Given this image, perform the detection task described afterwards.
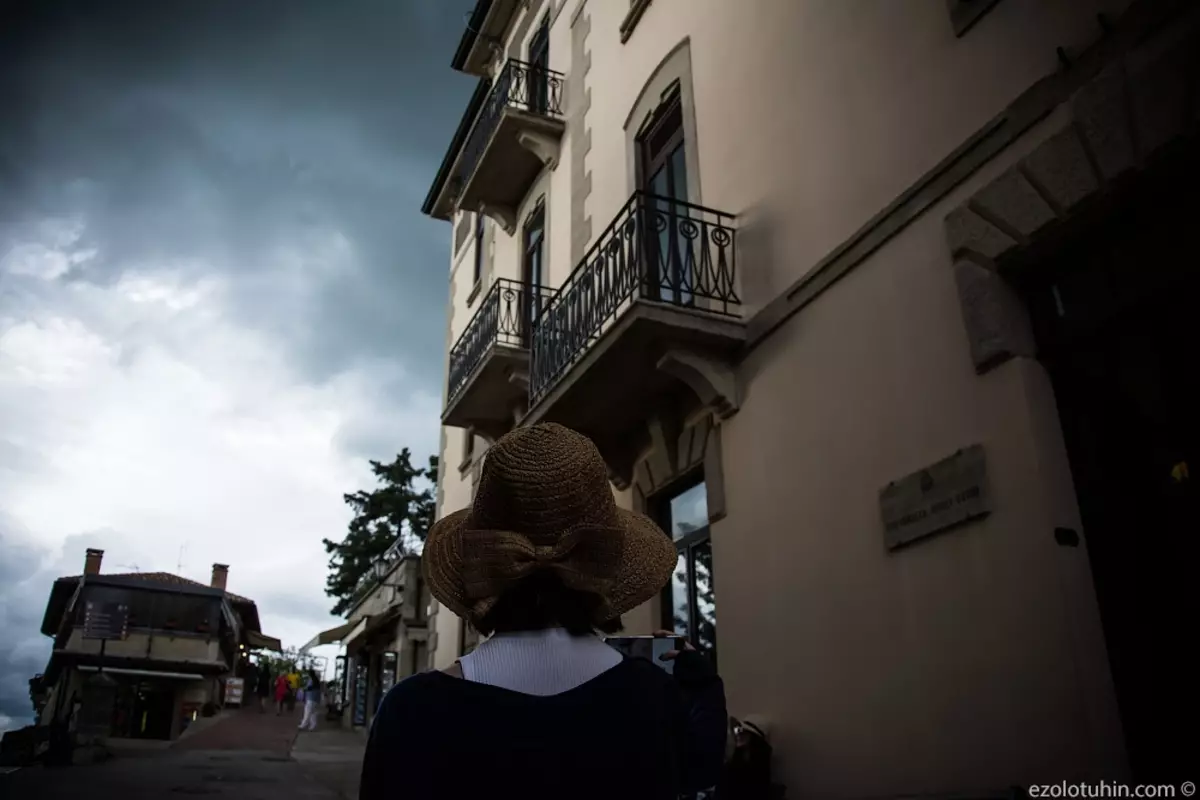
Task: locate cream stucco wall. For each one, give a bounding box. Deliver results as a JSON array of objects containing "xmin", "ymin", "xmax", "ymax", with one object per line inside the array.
[
  {"xmin": 430, "ymin": 0, "xmax": 1141, "ymax": 792},
  {"xmin": 716, "ymin": 106, "xmax": 1125, "ymax": 795},
  {"xmin": 429, "ymin": 425, "xmax": 474, "ymax": 670},
  {"xmin": 581, "ymin": 0, "xmax": 1134, "ymax": 312}
]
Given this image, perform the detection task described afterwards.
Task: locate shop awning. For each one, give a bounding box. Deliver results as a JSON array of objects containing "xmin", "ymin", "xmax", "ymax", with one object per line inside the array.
[
  {"xmin": 344, "ymin": 608, "xmax": 401, "ymax": 649},
  {"xmin": 340, "ymin": 617, "xmax": 371, "ymax": 649},
  {"xmin": 244, "ymin": 630, "xmax": 282, "ymax": 651},
  {"xmin": 301, "ymin": 620, "xmax": 357, "ymax": 653}
]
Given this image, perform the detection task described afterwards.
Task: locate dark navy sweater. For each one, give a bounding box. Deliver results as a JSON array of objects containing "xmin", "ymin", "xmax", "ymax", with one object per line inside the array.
[{"xmin": 360, "ymin": 652, "xmax": 728, "ymax": 799}]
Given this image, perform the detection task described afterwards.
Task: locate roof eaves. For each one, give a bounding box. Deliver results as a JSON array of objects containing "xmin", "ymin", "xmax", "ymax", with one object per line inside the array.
[
  {"xmin": 451, "ymin": 0, "xmax": 494, "ymax": 73},
  {"xmin": 420, "ymin": 77, "xmax": 492, "ymax": 218}
]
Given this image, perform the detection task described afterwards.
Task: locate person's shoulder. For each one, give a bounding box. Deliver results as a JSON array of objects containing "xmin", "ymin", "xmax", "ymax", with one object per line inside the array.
[
  {"xmin": 603, "ymin": 656, "xmax": 683, "ymax": 696},
  {"xmin": 377, "ymin": 672, "xmax": 453, "ymax": 714}
]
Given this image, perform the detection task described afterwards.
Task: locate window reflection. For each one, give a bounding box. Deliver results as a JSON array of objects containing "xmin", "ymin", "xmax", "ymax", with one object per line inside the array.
[
  {"xmin": 661, "ymin": 479, "xmax": 717, "ymax": 663},
  {"xmin": 671, "ymin": 553, "xmax": 690, "ymax": 639},
  {"xmin": 668, "ymin": 481, "xmax": 708, "ymax": 540},
  {"xmin": 693, "ymin": 541, "xmax": 716, "ymax": 659}
]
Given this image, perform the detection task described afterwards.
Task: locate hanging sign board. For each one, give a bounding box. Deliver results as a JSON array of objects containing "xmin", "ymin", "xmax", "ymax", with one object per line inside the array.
[{"xmin": 83, "ymin": 601, "xmax": 130, "ymax": 640}]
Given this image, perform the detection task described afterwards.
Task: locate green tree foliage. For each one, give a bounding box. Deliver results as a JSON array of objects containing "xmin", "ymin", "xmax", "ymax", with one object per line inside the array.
[
  {"xmin": 322, "ymin": 449, "xmax": 438, "ymax": 616},
  {"xmin": 255, "ymin": 646, "xmax": 307, "ymax": 678}
]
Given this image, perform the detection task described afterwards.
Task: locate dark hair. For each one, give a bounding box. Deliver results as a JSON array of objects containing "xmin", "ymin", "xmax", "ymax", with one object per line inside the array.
[{"xmin": 473, "ymin": 570, "xmax": 624, "ymax": 637}]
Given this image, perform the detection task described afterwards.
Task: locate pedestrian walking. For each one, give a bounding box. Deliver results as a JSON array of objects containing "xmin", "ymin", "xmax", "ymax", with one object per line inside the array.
[
  {"xmin": 298, "ymin": 669, "xmax": 321, "ymax": 731},
  {"xmin": 255, "ymin": 666, "xmax": 271, "ymax": 713},
  {"xmin": 359, "ymin": 423, "xmax": 728, "ymax": 800},
  {"xmin": 285, "ymin": 671, "xmax": 299, "ymax": 713},
  {"xmin": 274, "ymin": 673, "xmax": 288, "ymax": 715}
]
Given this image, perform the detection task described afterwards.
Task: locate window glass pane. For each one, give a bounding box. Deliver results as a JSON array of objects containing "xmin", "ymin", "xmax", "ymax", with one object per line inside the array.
[
  {"xmin": 693, "ymin": 541, "xmax": 717, "ymax": 659},
  {"xmin": 669, "ymin": 553, "xmax": 690, "ymax": 638},
  {"xmin": 667, "ymin": 144, "xmax": 693, "ymax": 305},
  {"xmin": 668, "ymin": 481, "xmax": 708, "ymax": 539},
  {"xmin": 667, "ymin": 144, "xmax": 688, "ymax": 202},
  {"xmin": 648, "ymin": 165, "xmax": 669, "ymax": 199}
]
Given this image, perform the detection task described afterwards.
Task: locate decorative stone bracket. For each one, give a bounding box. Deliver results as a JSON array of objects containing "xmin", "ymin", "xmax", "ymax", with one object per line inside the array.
[
  {"xmin": 630, "ymin": 412, "xmax": 728, "ymax": 524},
  {"xmin": 477, "ymin": 203, "xmax": 517, "ymax": 236},
  {"xmin": 517, "ymin": 129, "xmax": 562, "ymax": 171},
  {"xmin": 944, "ymin": 9, "xmax": 1200, "ymax": 373},
  {"xmin": 655, "ymin": 348, "xmax": 741, "ymax": 420}
]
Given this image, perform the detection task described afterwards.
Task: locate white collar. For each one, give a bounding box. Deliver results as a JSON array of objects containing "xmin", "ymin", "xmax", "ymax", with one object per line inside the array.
[{"xmin": 458, "ymin": 627, "xmax": 622, "ymax": 696}]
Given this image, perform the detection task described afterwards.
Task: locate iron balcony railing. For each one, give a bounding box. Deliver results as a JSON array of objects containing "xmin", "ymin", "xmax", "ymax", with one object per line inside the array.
[
  {"xmin": 447, "ymin": 278, "xmax": 556, "ymax": 407},
  {"xmin": 453, "ymin": 59, "xmax": 565, "ymax": 202},
  {"xmin": 529, "ymin": 192, "xmax": 739, "ymax": 405}
]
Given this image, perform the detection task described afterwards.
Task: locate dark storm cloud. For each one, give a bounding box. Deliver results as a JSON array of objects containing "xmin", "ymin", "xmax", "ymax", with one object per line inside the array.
[
  {"xmin": 0, "ymin": 525, "xmax": 48, "ymax": 731},
  {"xmin": 0, "ymin": 523, "xmax": 130, "ymax": 731},
  {"xmin": 0, "ymin": 0, "xmax": 475, "ymax": 385}
]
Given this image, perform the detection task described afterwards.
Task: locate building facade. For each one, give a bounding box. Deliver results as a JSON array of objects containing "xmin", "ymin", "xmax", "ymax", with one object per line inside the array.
[
  {"xmin": 422, "ymin": 0, "xmax": 1198, "ymax": 794},
  {"xmin": 304, "ymin": 552, "xmax": 430, "ymax": 731},
  {"xmin": 36, "ymin": 549, "xmax": 281, "ymax": 742}
]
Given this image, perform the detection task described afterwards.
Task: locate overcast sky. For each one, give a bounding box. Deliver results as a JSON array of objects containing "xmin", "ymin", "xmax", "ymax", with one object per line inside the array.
[{"xmin": 0, "ymin": 0, "xmax": 475, "ymax": 733}]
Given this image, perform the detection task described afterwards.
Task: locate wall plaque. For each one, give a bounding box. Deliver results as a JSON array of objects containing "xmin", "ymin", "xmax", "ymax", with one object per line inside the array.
[{"xmin": 880, "ymin": 444, "xmax": 990, "ymax": 550}]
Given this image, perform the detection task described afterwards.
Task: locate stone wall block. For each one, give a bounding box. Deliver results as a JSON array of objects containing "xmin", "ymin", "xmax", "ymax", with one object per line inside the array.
[
  {"xmin": 944, "ymin": 206, "xmax": 1018, "ymax": 263},
  {"xmin": 1071, "ymin": 66, "xmax": 1136, "ymax": 181},
  {"xmin": 1020, "ymin": 126, "xmax": 1101, "ymax": 213},
  {"xmin": 953, "ymin": 260, "xmax": 1036, "ymax": 372},
  {"xmin": 973, "ymin": 167, "xmax": 1059, "ymax": 238}
]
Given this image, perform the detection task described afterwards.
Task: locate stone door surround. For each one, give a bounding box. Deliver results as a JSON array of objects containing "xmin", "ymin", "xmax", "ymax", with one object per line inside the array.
[{"xmin": 944, "ymin": 8, "xmax": 1200, "ymax": 373}]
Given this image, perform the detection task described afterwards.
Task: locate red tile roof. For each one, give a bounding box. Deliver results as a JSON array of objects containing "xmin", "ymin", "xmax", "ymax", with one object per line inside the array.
[{"xmin": 58, "ymin": 571, "xmax": 255, "ymax": 605}]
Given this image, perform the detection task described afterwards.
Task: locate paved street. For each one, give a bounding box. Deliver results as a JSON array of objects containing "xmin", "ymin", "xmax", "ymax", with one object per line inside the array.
[{"xmin": 0, "ymin": 707, "xmax": 365, "ymax": 800}]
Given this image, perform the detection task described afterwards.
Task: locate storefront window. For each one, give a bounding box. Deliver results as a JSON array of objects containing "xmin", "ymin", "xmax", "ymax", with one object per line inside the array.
[{"xmin": 380, "ymin": 652, "xmax": 397, "ymax": 698}]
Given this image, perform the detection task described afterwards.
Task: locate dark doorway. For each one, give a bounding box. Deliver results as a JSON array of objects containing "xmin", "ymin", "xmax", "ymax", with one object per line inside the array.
[
  {"xmin": 113, "ymin": 680, "xmax": 175, "ymax": 740},
  {"xmin": 527, "ymin": 16, "xmax": 550, "ymax": 114},
  {"xmin": 1018, "ymin": 158, "xmax": 1198, "ymax": 783}
]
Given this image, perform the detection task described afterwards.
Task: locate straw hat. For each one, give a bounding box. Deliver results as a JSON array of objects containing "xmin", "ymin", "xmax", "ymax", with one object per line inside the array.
[{"xmin": 423, "ymin": 423, "xmax": 678, "ymax": 624}]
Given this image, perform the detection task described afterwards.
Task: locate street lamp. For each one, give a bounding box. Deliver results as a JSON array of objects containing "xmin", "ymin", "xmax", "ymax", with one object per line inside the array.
[{"xmin": 372, "ymin": 559, "xmax": 405, "ymax": 603}]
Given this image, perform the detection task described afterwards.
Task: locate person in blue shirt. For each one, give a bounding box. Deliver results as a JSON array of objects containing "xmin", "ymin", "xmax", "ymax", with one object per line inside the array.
[
  {"xmin": 298, "ymin": 669, "xmax": 321, "ymax": 731},
  {"xmin": 361, "ymin": 424, "xmax": 727, "ymax": 799}
]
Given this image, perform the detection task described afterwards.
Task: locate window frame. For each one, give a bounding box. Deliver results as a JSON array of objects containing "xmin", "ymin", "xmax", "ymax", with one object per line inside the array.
[
  {"xmin": 472, "ymin": 213, "xmax": 485, "ymax": 287},
  {"xmin": 520, "ymin": 202, "xmax": 547, "ymax": 344},
  {"xmin": 654, "ymin": 473, "xmax": 716, "ymax": 661},
  {"xmin": 527, "ymin": 14, "xmax": 551, "ymax": 113},
  {"xmin": 635, "ymin": 87, "xmax": 693, "ymax": 307}
]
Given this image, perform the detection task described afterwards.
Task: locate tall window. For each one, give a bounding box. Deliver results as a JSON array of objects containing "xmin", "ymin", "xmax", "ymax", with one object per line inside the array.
[
  {"xmin": 462, "ymin": 429, "xmax": 475, "ymax": 466},
  {"xmin": 528, "ymin": 16, "xmax": 550, "ymax": 113},
  {"xmin": 521, "ymin": 204, "xmax": 546, "ymax": 344},
  {"xmin": 473, "ymin": 213, "xmax": 485, "ymax": 286},
  {"xmin": 659, "ymin": 479, "xmax": 716, "ymax": 660},
  {"xmin": 637, "ymin": 86, "xmax": 692, "ymax": 306}
]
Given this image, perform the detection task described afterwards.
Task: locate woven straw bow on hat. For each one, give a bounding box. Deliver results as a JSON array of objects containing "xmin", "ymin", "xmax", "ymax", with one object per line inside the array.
[{"xmin": 423, "ymin": 423, "xmax": 678, "ymax": 624}]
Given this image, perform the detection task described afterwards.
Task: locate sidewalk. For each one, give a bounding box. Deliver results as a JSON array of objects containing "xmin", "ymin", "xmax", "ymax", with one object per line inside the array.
[
  {"xmin": 172, "ymin": 703, "xmax": 301, "ymax": 755},
  {"xmin": 291, "ymin": 723, "xmax": 366, "ymax": 799}
]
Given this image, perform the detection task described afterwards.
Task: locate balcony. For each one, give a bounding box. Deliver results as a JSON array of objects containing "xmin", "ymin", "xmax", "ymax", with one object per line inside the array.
[
  {"xmin": 526, "ymin": 192, "xmax": 746, "ymax": 479},
  {"xmin": 430, "ymin": 59, "xmax": 566, "ymax": 232},
  {"xmin": 444, "ymin": 278, "xmax": 555, "ymax": 440}
]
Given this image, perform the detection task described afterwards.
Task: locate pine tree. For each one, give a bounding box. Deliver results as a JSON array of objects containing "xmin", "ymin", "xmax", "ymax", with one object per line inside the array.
[{"xmin": 322, "ymin": 449, "xmax": 438, "ymax": 616}]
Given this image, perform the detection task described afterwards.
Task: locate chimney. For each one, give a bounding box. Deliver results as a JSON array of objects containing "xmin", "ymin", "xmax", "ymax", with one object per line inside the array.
[
  {"xmin": 84, "ymin": 549, "xmax": 104, "ymax": 576},
  {"xmin": 211, "ymin": 563, "xmax": 229, "ymax": 591}
]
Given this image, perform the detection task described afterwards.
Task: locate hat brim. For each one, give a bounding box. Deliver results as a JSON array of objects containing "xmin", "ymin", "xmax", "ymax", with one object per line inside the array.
[{"xmin": 422, "ymin": 506, "xmax": 679, "ymax": 624}]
